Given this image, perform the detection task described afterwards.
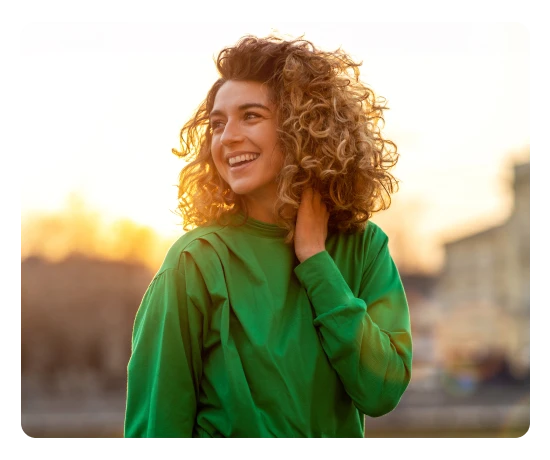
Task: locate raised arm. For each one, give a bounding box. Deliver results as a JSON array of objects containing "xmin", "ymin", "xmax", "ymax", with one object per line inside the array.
[{"xmin": 294, "ymin": 233, "xmax": 412, "ymax": 417}]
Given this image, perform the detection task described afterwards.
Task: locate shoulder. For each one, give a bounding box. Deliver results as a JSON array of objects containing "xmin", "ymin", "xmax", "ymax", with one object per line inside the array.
[
  {"xmin": 363, "ymin": 220, "xmax": 390, "ymax": 248},
  {"xmin": 332, "ymin": 220, "xmax": 389, "ymax": 252},
  {"xmin": 157, "ymin": 224, "xmax": 227, "ymax": 274},
  {"xmin": 328, "ymin": 220, "xmax": 391, "ymax": 274}
]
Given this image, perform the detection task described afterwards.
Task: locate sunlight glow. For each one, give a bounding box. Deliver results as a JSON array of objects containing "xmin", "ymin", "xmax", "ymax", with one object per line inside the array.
[{"xmin": 20, "ymin": 23, "xmax": 529, "ymax": 273}]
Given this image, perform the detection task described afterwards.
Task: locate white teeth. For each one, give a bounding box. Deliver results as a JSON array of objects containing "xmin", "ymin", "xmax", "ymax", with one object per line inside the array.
[{"xmin": 228, "ymin": 153, "xmax": 259, "ymax": 166}]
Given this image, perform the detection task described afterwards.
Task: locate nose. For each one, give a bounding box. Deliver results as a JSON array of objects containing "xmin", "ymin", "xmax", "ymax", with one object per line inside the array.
[{"xmin": 220, "ymin": 118, "xmax": 245, "ymax": 146}]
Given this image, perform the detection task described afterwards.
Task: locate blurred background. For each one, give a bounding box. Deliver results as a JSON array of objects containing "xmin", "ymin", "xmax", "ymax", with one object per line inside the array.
[{"xmin": 20, "ymin": 22, "xmax": 529, "ymax": 437}]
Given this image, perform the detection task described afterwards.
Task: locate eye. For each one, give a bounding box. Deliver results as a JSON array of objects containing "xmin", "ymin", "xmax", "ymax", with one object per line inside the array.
[
  {"xmin": 244, "ymin": 112, "xmax": 261, "ymax": 121},
  {"xmin": 210, "ymin": 120, "xmax": 225, "ymax": 132}
]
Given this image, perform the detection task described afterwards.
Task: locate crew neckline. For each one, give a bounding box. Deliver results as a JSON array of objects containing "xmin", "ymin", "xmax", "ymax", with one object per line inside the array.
[{"xmin": 228, "ymin": 212, "xmax": 288, "ymax": 239}]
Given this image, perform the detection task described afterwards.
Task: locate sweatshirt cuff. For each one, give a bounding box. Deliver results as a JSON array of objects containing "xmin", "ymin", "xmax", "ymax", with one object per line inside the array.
[{"xmin": 294, "ymin": 250, "xmax": 359, "ymax": 317}]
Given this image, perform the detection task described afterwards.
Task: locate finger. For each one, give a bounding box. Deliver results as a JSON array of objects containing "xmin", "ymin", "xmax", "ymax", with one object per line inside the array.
[
  {"xmin": 312, "ymin": 189, "xmax": 322, "ymax": 207},
  {"xmin": 301, "ymin": 187, "xmax": 313, "ymax": 203}
]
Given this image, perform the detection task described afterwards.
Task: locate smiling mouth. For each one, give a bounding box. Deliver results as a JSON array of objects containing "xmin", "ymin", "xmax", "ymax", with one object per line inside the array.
[{"xmin": 228, "ymin": 153, "xmax": 260, "ymax": 167}]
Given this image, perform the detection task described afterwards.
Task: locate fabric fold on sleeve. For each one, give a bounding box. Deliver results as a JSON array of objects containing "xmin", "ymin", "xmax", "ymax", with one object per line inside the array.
[
  {"xmin": 124, "ymin": 253, "xmax": 207, "ymax": 438},
  {"xmin": 294, "ymin": 250, "xmax": 362, "ymax": 320}
]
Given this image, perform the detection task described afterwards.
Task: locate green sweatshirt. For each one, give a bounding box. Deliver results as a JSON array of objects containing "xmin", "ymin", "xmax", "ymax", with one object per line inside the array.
[{"xmin": 124, "ymin": 215, "xmax": 412, "ymax": 438}]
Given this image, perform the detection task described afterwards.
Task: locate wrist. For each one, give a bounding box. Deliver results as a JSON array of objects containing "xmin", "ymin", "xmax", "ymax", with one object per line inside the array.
[{"xmin": 297, "ymin": 247, "xmax": 325, "ymax": 263}]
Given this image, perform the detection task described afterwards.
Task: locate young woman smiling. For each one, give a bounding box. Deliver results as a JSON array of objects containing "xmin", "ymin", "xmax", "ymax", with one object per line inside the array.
[{"xmin": 124, "ymin": 35, "xmax": 413, "ymax": 438}]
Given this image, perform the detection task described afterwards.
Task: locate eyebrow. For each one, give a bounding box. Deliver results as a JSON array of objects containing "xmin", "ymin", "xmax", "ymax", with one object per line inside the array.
[{"xmin": 209, "ymin": 103, "xmax": 272, "ymax": 119}]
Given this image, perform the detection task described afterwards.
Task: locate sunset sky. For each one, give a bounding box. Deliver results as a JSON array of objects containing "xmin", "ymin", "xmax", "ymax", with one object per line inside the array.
[{"xmin": 18, "ymin": 22, "xmax": 529, "ymax": 272}]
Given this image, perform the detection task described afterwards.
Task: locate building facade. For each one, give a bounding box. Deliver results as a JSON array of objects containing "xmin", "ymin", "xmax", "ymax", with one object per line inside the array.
[{"xmin": 434, "ymin": 162, "xmax": 529, "ymax": 380}]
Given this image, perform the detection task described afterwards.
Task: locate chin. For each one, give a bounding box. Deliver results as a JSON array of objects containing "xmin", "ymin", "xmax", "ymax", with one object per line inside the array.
[{"xmin": 228, "ymin": 182, "xmax": 257, "ymax": 197}]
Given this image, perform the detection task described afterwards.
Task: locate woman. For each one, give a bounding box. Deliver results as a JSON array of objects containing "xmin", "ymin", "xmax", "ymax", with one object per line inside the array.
[{"xmin": 124, "ymin": 35, "xmax": 412, "ymax": 438}]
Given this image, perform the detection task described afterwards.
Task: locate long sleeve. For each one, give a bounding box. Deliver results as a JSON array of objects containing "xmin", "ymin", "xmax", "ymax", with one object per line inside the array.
[
  {"xmin": 124, "ymin": 255, "xmax": 206, "ymax": 437},
  {"xmin": 293, "ymin": 232, "xmax": 412, "ymax": 418}
]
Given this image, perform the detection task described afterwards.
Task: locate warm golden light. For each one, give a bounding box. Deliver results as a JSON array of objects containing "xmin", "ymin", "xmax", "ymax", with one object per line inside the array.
[
  {"xmin": 20, "ymin": 23, "xmax": 529, "ymax": 273},
  {"xmin": 20, "ymin": 22, "xmax": 530, "ymax": 439},
  {"xmin": 21, "ymin": 192, "xmax": 175, "ymax": 272}
]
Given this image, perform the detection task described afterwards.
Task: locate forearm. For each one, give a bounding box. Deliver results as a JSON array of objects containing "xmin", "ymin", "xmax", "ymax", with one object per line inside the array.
[{"xmin": 294, "ymin": 250, "xmax": 412, "ymax": 417}]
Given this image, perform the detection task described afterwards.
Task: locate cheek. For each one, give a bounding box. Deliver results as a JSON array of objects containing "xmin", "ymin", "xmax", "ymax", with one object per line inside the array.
[
  {"xmin": 210, "ymin": 142, "xmax": 224, "ymax": 169},
  {"xmin": 212, "ymin": 159, "xmax": 227, "ymax": 181}
]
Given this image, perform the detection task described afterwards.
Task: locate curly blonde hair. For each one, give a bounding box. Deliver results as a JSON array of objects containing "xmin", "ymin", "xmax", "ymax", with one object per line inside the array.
[{"xmin": 173, "ymin": 34, "xmax": 399, "ymax": 242}]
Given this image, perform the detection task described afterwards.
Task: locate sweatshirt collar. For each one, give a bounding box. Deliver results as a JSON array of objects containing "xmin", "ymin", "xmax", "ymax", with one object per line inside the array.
[{"xmin": 229, "ymin": 212, "xmax": 288, "ymax": 239}]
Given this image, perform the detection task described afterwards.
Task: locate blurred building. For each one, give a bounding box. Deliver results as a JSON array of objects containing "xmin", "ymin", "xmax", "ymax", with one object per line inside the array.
[{"xmin": 434, "ymin": 162, "xmax": 529, "ymax": 380}]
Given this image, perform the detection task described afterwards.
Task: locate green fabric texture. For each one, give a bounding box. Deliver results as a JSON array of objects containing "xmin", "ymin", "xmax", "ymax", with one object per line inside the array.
[{"xmin": 124, "ymin": 215, "xmax": 413, "ymax": 437}]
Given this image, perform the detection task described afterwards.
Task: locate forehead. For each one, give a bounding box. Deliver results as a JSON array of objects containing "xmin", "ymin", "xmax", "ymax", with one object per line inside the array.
[{"xmin": 211, "ymin": 80, "xmax": 273, "ymax": 112}]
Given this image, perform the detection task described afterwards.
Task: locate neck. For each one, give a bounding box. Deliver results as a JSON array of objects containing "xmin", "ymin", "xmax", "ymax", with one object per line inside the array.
[
  {"xmin": 242, "ymin": 194, "xmax": 278, "ymax": 224},
  {"xmin": 244, "ymin": 201, "xmax": 277, "ymax": 224}
]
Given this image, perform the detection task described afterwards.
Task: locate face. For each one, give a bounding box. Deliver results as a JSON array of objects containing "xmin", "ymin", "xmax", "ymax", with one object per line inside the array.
[{"xmin": 209, "ymin": 80, "xmax": 284, "ymax": 204}]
